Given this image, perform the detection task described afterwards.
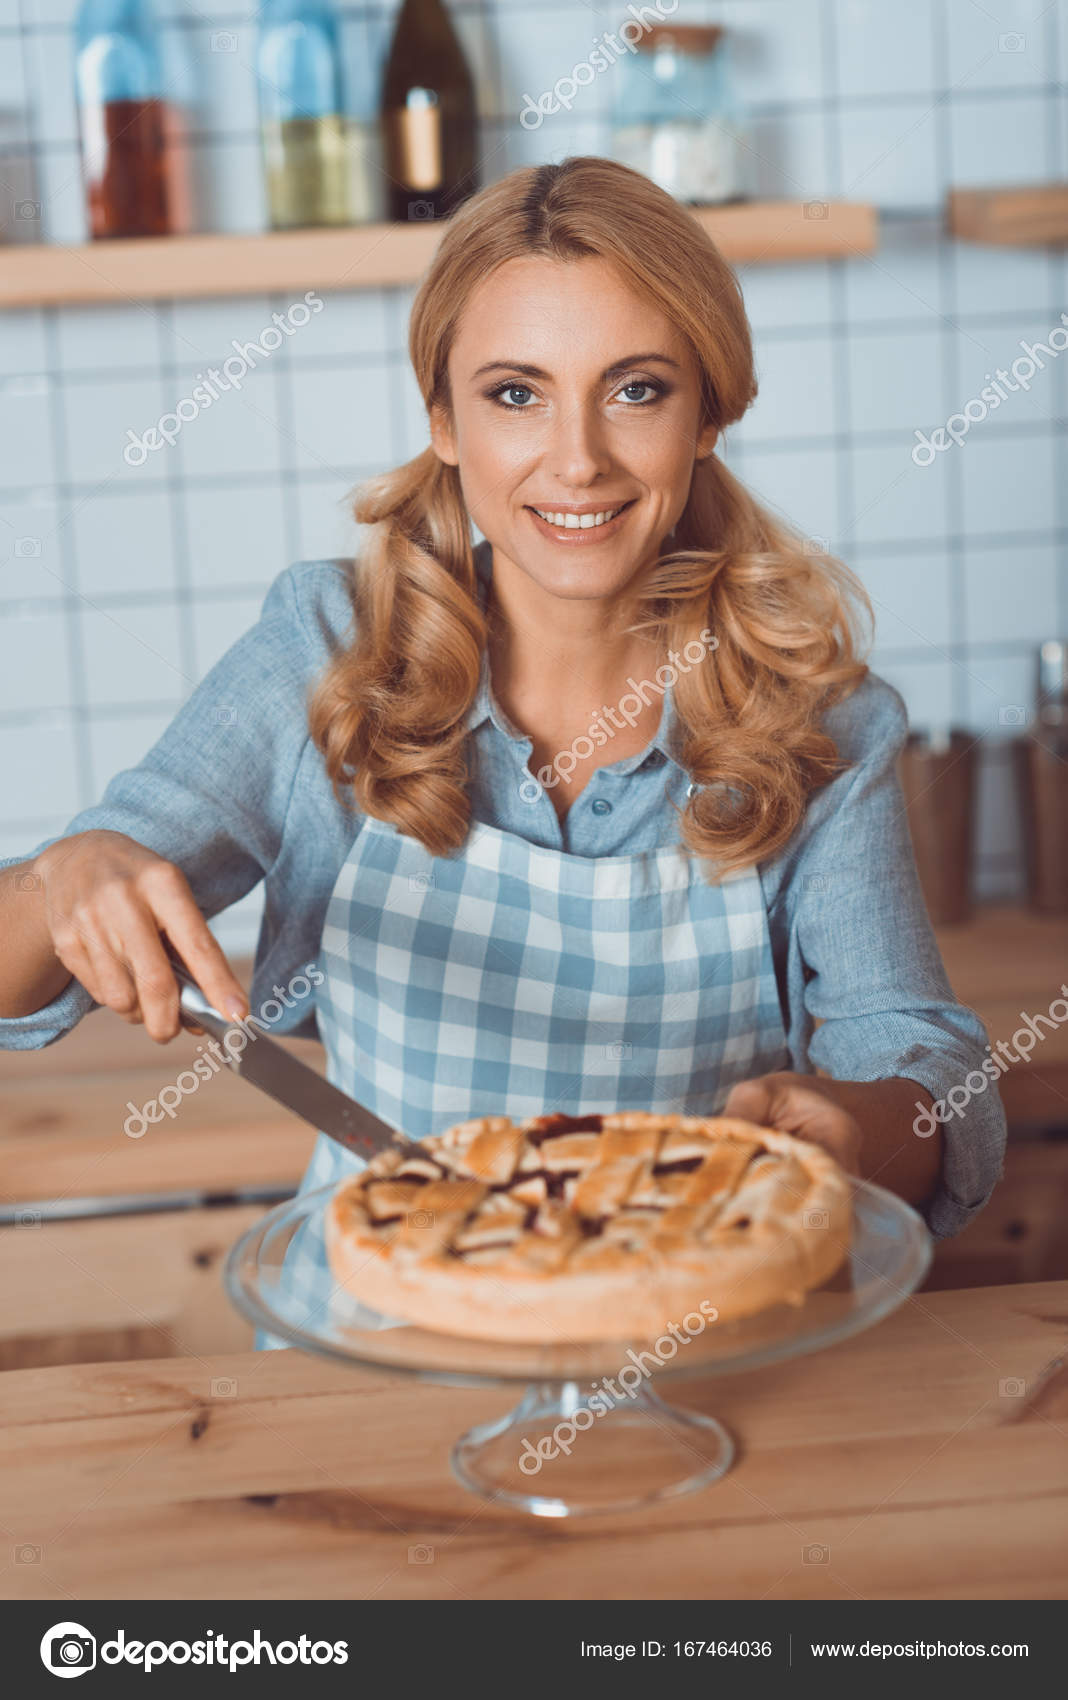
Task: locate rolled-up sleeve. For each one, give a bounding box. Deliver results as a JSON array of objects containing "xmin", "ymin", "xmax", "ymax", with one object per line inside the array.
[
  {"xmin": 786, "ymin": 676, "xmax": 1007, "ymax": 1239},
  {"xmin": 0, "ymin": 562, "xmax": 325, "ymax": 1051}
]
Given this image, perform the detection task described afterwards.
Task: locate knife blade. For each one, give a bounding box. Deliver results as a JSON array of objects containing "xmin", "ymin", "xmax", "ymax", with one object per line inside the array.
[{"xmin": 165, "ymin": 944, "xmax": 421, "ymax": 1165}]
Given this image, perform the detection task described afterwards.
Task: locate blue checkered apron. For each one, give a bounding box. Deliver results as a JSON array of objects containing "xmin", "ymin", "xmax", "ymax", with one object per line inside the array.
[{"xmin": 253, "ymin": 813, "xmax": 789, "ymax": 1348}]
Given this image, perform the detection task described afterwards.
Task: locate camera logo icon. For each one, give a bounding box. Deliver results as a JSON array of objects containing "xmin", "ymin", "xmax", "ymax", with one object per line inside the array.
[
  {"xmin": 997, "ymin": 704, "xmax": 1028, "ymax": 727},
  {"xmin": 408, "ymin": 199, "xmax": 435, "ymax": 221},
  {"xmin": 40, "ymin": 1622, "xmax": 96, "ymax": 1677},
  {"xmin": 15, "ymin": 536, "xmax": 42, "ymax": 557}
]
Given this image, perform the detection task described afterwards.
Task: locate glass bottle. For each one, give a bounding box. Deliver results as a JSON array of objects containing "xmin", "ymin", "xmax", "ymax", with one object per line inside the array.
[
  {"xmin": 380, "ymin": 0, "xmax": 478, "ymax": 222},
  {"xmin": 257, "ymin": 0, "xmax": 351, "ymax": 229},
  {"xmin": 74, "ymin": 0, "xmax": 191, "ymax": 239},
  {"xmin": 611, "ymin": 24, "xmax": 746, "ymax": 205}
]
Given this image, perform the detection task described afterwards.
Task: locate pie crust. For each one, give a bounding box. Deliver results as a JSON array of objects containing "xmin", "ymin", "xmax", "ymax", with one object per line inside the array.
[{"xmin": 324, "ymin": 1111, "xmax": 854, "ymax": 1342}]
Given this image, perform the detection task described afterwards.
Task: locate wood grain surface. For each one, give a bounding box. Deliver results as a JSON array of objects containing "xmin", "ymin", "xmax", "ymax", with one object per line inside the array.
[{"xmin": 1, "ymin": 1280, "xmax": 1065, "ymax": 1601}]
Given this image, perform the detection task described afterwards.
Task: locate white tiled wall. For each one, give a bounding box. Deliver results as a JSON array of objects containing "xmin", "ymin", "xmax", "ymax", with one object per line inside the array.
[{"xmin": 1, "ymin": 0, "xmax": 1066, "ymax": 951}]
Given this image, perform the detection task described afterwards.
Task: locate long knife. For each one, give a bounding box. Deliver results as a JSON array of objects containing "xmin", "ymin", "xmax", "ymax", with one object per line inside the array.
[{"xmin": 166, "ymin": 945, "xmax": 421, "ymax": 1164}]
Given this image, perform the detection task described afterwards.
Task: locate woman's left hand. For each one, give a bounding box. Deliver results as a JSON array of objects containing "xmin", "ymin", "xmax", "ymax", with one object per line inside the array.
[{"xmin": 722, "ymin": 1071, "xmax": 864, "ymax": 1177}]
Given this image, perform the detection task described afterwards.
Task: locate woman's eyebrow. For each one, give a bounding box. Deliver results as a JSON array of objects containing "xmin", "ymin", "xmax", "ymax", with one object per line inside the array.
[{"xmin": 470, "ymin": 352, "xmax": 682, "ymax": 382}]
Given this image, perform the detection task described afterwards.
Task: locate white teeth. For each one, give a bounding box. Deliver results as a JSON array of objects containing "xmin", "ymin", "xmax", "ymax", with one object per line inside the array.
[{"xmin": 532, "ymin": 505, "xmax": 624, "ymax": 529}]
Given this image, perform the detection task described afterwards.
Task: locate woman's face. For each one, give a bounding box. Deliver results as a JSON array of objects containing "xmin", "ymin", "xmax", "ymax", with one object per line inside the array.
[{"xmin": 431, "ymin": 255, "xmax": 718, "ymax": 604}]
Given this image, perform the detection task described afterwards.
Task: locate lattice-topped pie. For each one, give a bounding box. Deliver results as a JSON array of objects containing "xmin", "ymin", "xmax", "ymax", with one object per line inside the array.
[{"xmin": 324, "ymin": 1111, "xmax": 854, "ymax": 1342}]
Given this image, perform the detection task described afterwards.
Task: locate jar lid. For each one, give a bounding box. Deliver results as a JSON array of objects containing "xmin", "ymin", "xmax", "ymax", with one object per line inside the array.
[{"xmin": 637, "ymin": 24, "xmax": 725, "ymax": 54}]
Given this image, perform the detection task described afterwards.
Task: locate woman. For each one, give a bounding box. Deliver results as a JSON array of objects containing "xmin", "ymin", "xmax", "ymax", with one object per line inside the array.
[{"xmin": 0, "ymin": 159, "xmax": 1005, "ymax": 1345}]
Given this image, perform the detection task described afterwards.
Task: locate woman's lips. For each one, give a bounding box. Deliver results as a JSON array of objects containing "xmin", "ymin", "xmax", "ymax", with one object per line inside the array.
[{"xmin": 525, "ymin": 500, "xmax": 635, "ymax": 544}]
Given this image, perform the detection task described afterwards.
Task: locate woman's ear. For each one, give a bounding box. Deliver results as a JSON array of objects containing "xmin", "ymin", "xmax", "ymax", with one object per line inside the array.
[
  {"xmin": 429, "ymin": 403, "xmax": 459, "ymax": 467},
  {"xmin": 695, "ymin": 420, "xmax": 719, "ymax": 461}
]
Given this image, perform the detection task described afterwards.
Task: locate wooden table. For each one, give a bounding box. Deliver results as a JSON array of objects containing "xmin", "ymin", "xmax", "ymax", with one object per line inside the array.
[{"xmin": 1, "ymin": 1280, "xmax": 1065, "ymax": 1601}]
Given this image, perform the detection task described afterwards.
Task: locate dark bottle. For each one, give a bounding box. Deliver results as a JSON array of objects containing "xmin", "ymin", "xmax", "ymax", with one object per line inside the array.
[
  {"xmin": 380, "ymin": 0, "xmax": 478, "ymax": 222},
  {"xmin": 1014, "ymin": 641, "xmax": 1068, "ymax": 913},
  {"xmin": 74, "ymin": 0, "xmax": 191, "ymax": 239}
]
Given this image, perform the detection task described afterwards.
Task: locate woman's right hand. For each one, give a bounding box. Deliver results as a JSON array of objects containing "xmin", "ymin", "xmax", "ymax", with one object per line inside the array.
[{"xmin": 31, "ymin": 830, "xmax": 249, "ymax": 1042}]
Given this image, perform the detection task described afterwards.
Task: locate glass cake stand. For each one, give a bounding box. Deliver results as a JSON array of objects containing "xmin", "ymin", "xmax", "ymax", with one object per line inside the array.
[{"xmin": 225, "ymin": 1181, "xmax": 931, "ymax": 1518}]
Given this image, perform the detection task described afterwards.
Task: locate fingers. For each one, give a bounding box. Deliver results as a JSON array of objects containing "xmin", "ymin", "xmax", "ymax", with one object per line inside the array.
[
  {"xmin": 126, "ymin": 863, "xmax": 247, "ymax": 1040},
  {"xmin": 48, "ymin": 873, "xmax": 224, "ymax": 1043},
  {"xmin": 722, "ymin": 1072, "xmax": 863, "ymax": 1175},
  {"xmin": 722, "ymin": 1078, "xmax": 777, "ymax": 1125},
  {"xmin": 153, "ymin": 893, "xmax": 249, "ymax": 1023},
  {"xmin": 46, "ymin": 892, "xmax": 144, "ymax": 1023},
  {"xmin": 48, "ymin": 914, "xmax": 115, "ymax": 1014},
  {"xmin": 35, "ymin": 838, "xmax": 238, "ymax": 1043},
  {"xmin": 71, "ymin": 896, "xmax": 182, "ymax": 1041},
  {"xmin": 118, "ymin": 910, "xmax": 185, "ymax": 1041},
  {"xmin": 79, "ymin": 928, "xmax": 141, "ymax": 1021}
]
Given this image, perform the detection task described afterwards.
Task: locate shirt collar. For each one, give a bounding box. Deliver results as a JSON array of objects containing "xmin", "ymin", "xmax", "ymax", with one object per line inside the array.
[{"xmin": 463, "ymin": 537, "xmax": 682, "ymax": 771}]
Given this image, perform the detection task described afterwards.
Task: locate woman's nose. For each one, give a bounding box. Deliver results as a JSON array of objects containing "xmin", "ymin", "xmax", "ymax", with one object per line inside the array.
[{"xmin": 543, "ymin": 399, "xmax": 614, "ymax": 487}]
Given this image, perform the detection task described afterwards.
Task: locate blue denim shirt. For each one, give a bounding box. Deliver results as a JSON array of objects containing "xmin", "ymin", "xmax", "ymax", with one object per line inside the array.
[{"xmin": 0, "ymin": 542, "xmax": 1007, "ymax": 1239}]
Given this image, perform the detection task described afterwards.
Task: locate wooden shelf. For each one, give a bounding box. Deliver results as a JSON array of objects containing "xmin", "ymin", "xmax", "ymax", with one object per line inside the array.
[
  {"xmin": 0, "ymin": 200, "xmax": 877, "ymax": 309},
  {"xmin": 946, "ymin": 182, "xmax": 1068, "ymax": 247}
]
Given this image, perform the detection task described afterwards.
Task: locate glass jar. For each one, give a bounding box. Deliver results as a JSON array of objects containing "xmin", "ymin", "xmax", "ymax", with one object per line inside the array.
[{"xmin": 611, "ymin": 24, "xmax": 745, "ymax": 205}]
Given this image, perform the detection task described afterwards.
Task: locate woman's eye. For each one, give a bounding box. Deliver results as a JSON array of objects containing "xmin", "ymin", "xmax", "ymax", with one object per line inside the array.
[{"xmin": 488, "ymin": 378, "xmax": 664, "ymax": 408}]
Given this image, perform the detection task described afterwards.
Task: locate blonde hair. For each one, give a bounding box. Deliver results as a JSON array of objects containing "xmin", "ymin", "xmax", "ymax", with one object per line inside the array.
[{"xmin": 309, "ymin": 156, "xmax": 871, "ymax": 873}]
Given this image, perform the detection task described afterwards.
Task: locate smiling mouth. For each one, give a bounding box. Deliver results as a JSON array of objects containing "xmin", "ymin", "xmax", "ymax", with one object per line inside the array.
[{"xmin": 527, "ymin": 502, "xmax": 633, "ymax": 529}]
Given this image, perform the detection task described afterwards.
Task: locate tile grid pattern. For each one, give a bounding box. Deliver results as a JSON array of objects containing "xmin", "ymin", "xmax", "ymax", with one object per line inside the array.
[{"xmin": 1, "ymin": 0, "xmax": 1066, "ymax": 949}]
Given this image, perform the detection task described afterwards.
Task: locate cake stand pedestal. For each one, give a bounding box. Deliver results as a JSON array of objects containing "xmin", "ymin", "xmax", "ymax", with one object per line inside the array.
[{"xmin": 451, "ymin": 1378, "xmax": 734, "ymax": 1516}]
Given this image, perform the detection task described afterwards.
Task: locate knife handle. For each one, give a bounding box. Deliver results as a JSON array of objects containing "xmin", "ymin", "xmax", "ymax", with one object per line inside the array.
[{"xmin": 163, "ymin": 939, "xmax": 243, "ymax": 1049}]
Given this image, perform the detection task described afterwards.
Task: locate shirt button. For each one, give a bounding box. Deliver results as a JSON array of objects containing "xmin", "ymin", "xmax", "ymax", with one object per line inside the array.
[{"xmin": 590, "ymin": 797, "xmax": 612, "ymax": 816}]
